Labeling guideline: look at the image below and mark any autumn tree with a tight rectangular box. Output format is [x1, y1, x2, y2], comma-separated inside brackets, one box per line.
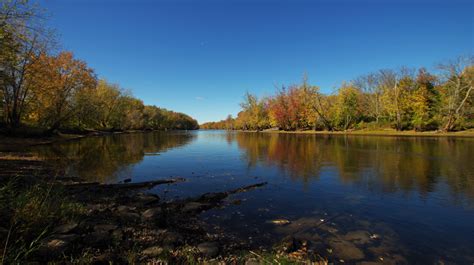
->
[411, 68, 440, 131]
[238, 92, 269, 130]
[354, 73, 383, 123]
[437, 56, 474, 131]
[334, 84, 363, 130]
[0, 0, 52, 127]
[28, 52, 97, 130]
[380, 69, 415, 130]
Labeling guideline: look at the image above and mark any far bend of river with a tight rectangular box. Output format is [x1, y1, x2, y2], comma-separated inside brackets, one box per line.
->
[29, 131, 474, 264]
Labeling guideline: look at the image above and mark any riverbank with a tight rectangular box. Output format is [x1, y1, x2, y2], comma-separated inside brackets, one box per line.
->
[242, 128, 474, 138]
[0, 154, 326, 264]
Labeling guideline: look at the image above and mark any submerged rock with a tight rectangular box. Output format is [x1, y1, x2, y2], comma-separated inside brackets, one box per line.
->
[328, 237, 365, 261]
[343, 230, 371, 245]
[182, 202, 210, 212]
[197, 241, 219, 257]
[136, 193, 160, 204]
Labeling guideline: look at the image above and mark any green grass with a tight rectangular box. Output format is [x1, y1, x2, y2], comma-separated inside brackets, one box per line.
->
[0, 177, 86, 264]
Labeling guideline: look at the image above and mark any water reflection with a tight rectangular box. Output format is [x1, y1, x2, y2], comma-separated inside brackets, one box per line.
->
[236, 133, 474, 201]
[31, 132, 196, 182]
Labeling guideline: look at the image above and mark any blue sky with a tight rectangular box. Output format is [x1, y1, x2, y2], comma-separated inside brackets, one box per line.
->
[41, 0, 473, 123]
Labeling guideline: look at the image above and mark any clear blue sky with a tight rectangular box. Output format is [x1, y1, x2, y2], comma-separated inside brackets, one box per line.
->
[41, 0, 473, 123]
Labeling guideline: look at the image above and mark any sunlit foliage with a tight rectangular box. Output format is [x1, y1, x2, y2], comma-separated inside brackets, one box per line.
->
[204, 60, 473, 132]
[0, 1, 198, 132]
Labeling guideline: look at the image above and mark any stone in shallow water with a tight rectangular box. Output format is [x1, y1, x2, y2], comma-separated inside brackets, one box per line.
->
[182, 202, 210, 212]
[328, 237, 365, 261]
[343, 230, 371, 245]
[197, 241, 219, 257]
[136, 193, 160, 204]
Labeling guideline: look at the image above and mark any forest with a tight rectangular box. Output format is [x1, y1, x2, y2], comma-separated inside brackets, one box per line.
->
[0, 1, 199, 135]
[201, 62, 474, 132]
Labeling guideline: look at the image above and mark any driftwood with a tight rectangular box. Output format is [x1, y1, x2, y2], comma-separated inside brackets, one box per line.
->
[66, 178, 185, 190]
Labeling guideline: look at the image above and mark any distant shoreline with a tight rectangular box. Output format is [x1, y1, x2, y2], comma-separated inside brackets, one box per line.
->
[201, 129, 474, 138]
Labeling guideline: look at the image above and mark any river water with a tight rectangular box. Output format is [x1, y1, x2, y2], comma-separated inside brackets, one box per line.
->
[29, 130, 474, 264]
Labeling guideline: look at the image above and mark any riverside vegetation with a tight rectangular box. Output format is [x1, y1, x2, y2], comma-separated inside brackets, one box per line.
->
[201, 63, 473, 133]
[0, 1, 198, 136]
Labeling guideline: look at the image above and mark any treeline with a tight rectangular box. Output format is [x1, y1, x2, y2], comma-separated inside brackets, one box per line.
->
[0, 1, 198, 133]
[202, 60, 473, 132]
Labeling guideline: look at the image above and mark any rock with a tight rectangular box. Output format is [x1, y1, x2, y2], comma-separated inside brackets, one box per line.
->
[38, 234, 78, 257]
[119, 211, 140, 221]
[94, 224, 118, 233]
[142, 208, 162, 219]
[123, 178, 132, 183]
[197, 242, 219, 257]
[136, 193, 160, 204]
[142, 246, 164, 257]
[161, 231, 183, 247]
[85, 231, 112, 248]
[53, 223, 78, 234]
[182, 202, 210, 212]
[116, 205, 133, 212]
[343, 230, 371, 245]
[328, 237, 365, 261]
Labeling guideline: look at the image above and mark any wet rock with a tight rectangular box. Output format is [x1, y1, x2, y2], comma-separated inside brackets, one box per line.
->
[197, 242, 219, 257]
[142, 207, 162, 219]
[136, 193, 160, 204]
[328, 237, 365, 261]
[343, 230, 371, 245]
[142, 246, 164, 257]
[182, 202, 210, 212]
[53, 222, 78, 234]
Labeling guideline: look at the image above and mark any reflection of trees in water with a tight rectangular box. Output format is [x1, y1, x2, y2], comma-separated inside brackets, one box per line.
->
[32, 132, 196, 182]
[236, 133, 474, 199]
